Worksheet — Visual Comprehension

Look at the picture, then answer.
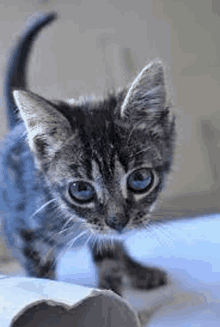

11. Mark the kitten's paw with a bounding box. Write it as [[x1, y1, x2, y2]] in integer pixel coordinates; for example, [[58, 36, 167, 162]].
[[126, 260, 167, 290], [98, 259, 123, 296]]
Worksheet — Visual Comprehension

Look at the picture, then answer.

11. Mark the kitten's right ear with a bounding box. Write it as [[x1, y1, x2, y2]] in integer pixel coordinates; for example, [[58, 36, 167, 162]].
[[13, 90, 72, 166], [120, 61, 168, 128]]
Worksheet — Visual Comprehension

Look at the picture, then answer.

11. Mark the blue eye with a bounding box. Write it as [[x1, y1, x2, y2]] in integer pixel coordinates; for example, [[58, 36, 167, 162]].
[[69, 181, 95, 203], [127, 168, 154, 193]]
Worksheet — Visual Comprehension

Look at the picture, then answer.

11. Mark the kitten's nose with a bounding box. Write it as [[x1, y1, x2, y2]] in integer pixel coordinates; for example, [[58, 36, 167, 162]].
[[105, 215, 129, 232]]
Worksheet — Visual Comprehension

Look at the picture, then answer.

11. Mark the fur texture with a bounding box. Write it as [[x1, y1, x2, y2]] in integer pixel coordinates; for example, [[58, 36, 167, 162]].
[[1, 12, 175, 296]]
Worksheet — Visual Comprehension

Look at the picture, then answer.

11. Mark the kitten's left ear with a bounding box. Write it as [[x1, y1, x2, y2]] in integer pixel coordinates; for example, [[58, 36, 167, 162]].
[[121, 61, 167, 126]]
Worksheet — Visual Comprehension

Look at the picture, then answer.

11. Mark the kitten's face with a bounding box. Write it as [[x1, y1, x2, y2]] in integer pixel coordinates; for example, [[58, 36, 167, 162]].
[[14, 61, 175, 236]]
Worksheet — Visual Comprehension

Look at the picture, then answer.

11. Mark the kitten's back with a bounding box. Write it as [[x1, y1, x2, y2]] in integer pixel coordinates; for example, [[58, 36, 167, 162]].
[[1, 12, 58, 261]]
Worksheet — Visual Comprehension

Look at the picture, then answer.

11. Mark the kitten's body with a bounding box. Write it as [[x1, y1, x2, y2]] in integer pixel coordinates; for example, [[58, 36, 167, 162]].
[[1, 12, 175, 296]]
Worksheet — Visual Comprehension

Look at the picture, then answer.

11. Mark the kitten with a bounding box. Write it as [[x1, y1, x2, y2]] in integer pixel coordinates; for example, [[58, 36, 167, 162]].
[[1, 12, 176, 296]]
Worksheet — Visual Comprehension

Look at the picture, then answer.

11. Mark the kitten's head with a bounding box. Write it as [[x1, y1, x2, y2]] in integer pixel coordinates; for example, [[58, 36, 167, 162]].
[[13, 61, 175, 236]]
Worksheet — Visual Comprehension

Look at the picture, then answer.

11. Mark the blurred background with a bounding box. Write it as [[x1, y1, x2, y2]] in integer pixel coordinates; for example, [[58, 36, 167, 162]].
[[0, 0, 220, 267]]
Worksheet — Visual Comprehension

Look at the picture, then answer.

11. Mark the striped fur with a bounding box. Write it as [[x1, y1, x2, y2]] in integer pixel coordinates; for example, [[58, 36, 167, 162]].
[[2, 12, 176, 296]]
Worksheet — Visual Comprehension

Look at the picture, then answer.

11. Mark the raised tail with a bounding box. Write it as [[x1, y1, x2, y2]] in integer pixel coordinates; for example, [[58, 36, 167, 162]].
[[4, 12, 58, 130]]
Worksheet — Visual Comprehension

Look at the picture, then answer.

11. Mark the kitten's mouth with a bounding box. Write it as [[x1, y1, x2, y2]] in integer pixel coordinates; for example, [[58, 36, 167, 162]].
[[91, 228, 125, 242], [90, 222, 127, 238]]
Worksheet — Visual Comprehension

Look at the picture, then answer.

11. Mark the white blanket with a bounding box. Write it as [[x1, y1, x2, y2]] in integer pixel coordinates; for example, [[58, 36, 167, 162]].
[[57, 214, 220, 326]]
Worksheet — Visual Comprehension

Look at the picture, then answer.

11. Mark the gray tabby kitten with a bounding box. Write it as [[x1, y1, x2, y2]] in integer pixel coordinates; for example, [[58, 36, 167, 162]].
[[1, 12, 175, 296]]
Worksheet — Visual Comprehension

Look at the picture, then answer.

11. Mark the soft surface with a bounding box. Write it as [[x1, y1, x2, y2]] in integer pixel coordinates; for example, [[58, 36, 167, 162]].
[[57, 214, 220, 326]]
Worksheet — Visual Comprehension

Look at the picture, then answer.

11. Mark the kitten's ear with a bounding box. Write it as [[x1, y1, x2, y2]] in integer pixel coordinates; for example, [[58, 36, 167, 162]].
[[121, 61, 167, 127], [13, 90, 72, 166]]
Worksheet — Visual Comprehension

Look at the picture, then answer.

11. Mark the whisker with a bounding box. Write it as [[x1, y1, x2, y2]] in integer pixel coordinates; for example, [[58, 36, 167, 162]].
[[67, 230, 89, 250], [29, 199, 57, 220], [54, 230, 89, 268], [153, 223, 175, 242], [19, 129, 28, 140], [141, 219, 174, 247], [58, 217, 74, 235], [142, 221, 166, 246], [83, 233, 93, 249], [88, 232, 98, 252]]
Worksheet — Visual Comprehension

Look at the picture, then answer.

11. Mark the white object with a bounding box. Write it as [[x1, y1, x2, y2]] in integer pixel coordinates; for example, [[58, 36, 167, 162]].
[[0, 276, 140, 327]]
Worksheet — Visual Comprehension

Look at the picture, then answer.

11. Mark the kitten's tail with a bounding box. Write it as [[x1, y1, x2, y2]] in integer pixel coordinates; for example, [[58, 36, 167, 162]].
[[4, 11, 58, 130]]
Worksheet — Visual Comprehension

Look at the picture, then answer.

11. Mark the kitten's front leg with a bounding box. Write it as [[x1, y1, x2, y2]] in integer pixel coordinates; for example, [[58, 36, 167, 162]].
[[21, 229, 57, 280], [123, 252, 167, 290], [90, 240, 167, 296], [97, 259, 124, 296], [90, 241, 125, 296]]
